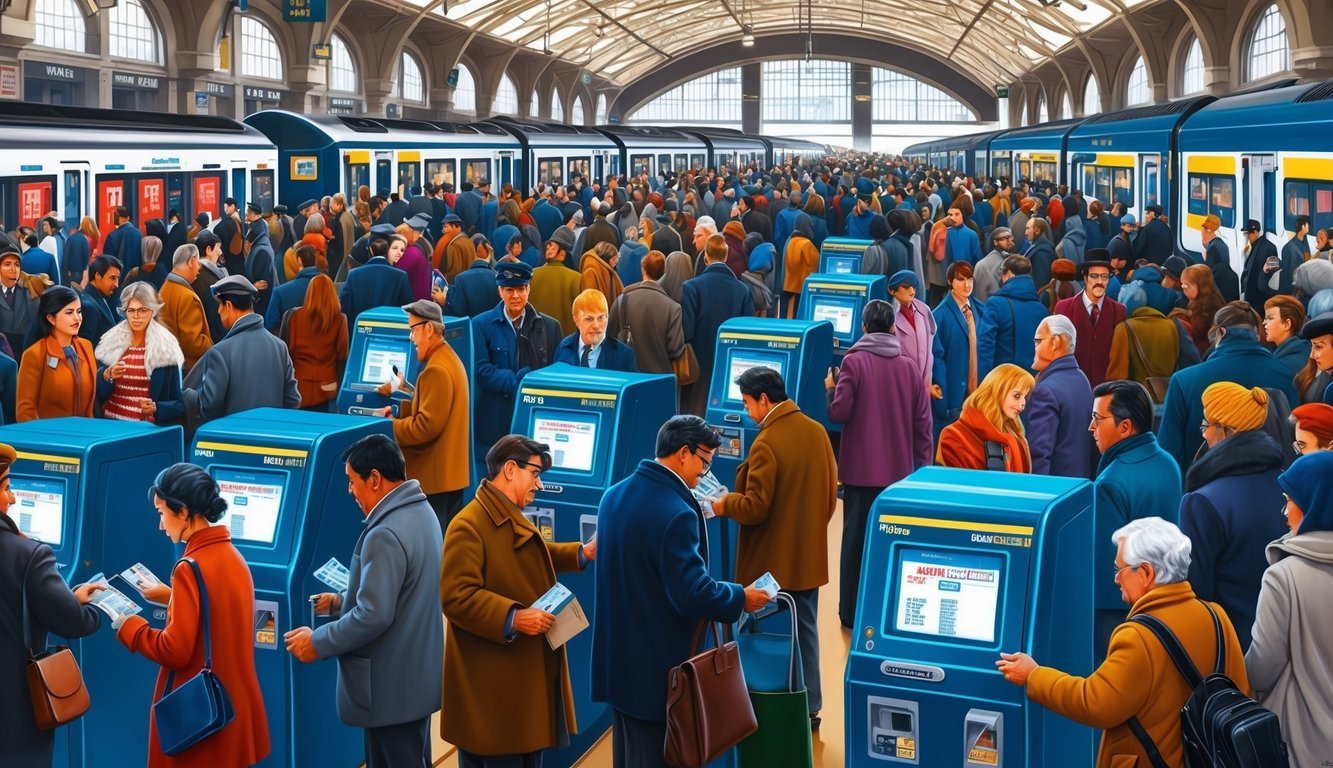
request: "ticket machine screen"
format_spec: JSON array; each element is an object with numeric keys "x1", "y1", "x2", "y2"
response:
[
  {"x1": 811, "y1": 297, "x2": 856, "y2": 337},
  {"x1": 10, "y1": 476, "x2": 65, "y2": 546},
  {"x1": 724, "y1": 350, "x2": 788, "y2": 403},
  {"x1": 360, "y1": 338, "x2": 411, "y2": 386},
  {"x1": 893, "y1": 548, "x2": 1003, "y2": 644},
  {"x1": 213, "y1": 468, "x2": 286, "y2": 545},
  {"x1": 531, "y1": 412, "x2": 598, "y2": 473},
  {"x1": 826, "y1": 256, "x2": 856, "y2": 275}
]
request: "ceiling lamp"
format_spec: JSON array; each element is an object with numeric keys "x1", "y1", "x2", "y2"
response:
[{"x1": 741, "y1": 25, "x2": 755, "y2": 46}]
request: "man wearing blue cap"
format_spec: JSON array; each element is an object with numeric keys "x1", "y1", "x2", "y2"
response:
[
  {"x1": 339, "y1": 229, "x2": 414, "y2": 329},
  {"x1": 471, "y1": 261, "x2": 561, "y2": 453},
  {"x1": 888, "y1": 270, "x2": 941, "y2": 397}
]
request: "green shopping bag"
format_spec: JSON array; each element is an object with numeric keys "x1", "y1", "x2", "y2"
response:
[{"x1": 736, "y1": 594, "x2": 814, "y2": 768}]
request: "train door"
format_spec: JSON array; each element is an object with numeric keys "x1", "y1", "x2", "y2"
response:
[
  {"x1": 498, "y1": 152, "x2": 514, "y2": 190},
  {"x1": 345, "y1": 151, "x2": 370, "y2": 197},
  {"x1": 375, "y1": 152, "x2": 392, "y2": 195},
  {"x1": 1140, "y1": 155, "x2": 1160, "y2": 210},
  {"x1": 60, "y1": 162, "x2": 91, "y2": 234},
  {"x1": 166, "y1": 173, "x2": 186, "y2": 223},
  {"x1": 231, "y1": 168, "x2": 246, "y2": 208},
  {"x1": 1244, "y1": 153, "x2": 1277, "y2": 237}
]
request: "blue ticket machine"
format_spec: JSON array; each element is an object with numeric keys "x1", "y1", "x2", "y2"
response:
[
  {"x1": 509, "y1": 363, "x2": 678, "y2": 767},
  {"x1": 845, "y1": 467, "x2": 1095, "y2": 768},
  {"x1": 189, "y1": 408, "x2": 393, "y2": 767},
  {"x1": 799, "y1": 273, "x2": 889, "y2": 358},
  {"x1": 336, "y1": 306, "x2": 474, "y2": 418},
  {"x1": 0, "y1": 418, "x2": 183, "y2": 768},
  {"x1": 703, "y1": 318, "x2": 833, "y2": 581},
  {"x1": 819, "y1": 237, "x2": 874, "y2": 274}
]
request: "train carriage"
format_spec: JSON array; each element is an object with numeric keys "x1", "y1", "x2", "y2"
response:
[
  {"x1": 592, "y1": 125, "x2": 710, "y2": 178},
  {"x1": 484, "y1": 118, "x2": 619, "y2": 191},
  {"x1": 987, "y1": 118, "x2": 1084, "y2": 187}
]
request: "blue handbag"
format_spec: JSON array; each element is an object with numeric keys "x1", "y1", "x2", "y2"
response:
[
  {"x1": 736, "y1": 592, "x2": 804, "y2": 694},
  {"x1": 152, "y1": 558, "x2": 235, "y2": 756}
]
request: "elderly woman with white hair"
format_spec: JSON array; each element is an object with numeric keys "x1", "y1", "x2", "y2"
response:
[
  {"x1": 94, "y1": 281, "x2": 185, "y2": 424},
  {"x1": 997, "y1": 517, "x2": 1252, "y2": 768},
  {"x1": 1026, "y1": 313, "x2": 1094, "y2": 478}
]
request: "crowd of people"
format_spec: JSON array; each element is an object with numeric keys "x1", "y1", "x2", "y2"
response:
[{"x1": 2, "y1": 152, "x2": 1332, "y2": 768}]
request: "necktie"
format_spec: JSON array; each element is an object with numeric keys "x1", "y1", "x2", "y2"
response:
[
  {"x1": 4, "y1": 288, "x2": 12, "y2": 308},
  {"x1": 962, "y1": 303, "x2": 978, "y2": 393},
  {"x1": 63, "y1": 345, "x2": 83, "y2": 414},
  {"x1": 580, "y1": 345, "x2": 591, "y2": 368},
  {"x1": 1091, "y1": 303, "x2": 1100, "y2": 326}
]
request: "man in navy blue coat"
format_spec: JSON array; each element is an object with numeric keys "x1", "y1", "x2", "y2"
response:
[
  {"x1": 100, "y1": 206, "x2": 142, "y2": 275},
  {"x1": 680, "y1": 234, "x2": 754, "y2": 415},
  {"x1": 78, "y1": 255, "x2": 122, "y2": 350},
  {"x1": 1025, "y1": 315, "x2": 1094, "y2": 478},
  {"x1": 591, "y1": 416, "x2": 769, "y2": 767},
  {"x1": 265, "y1": 244, "x2": 321, "y2": 331},
  {"x1": 454, "y1": 183, "x2": 483, "y2": 235},
  {"x1": 979, "y1": 254, "x2": 1047, "y2": 373},
  {"x1": 554, "y1": 289, "x2": 638, "y2": 372},
  {"x1": 444, "y1": 257, "x2": 498, "y2": 318},
  {"x1": 339, "y1": 225, "x2": 414, "y2": 329}
]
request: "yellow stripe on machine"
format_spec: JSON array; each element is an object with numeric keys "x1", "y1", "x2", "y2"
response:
[
  {"x1": 358, "y1": 320, "x2": 409, "y2": 330},
  {"x1": 720, "y1": 332, "x2": 802, "y2": 343},
  {"x1": 195, "y1": 442, "x2": 308, "y2": 459},
  {"x1": 878, "y1": 514, "x2": 1035, "y2": 537},
  {"x1": 807, "y1": 283, "x2": 867, "y2": 292},
  {"x1": 17, "y1": 451, "x2": 80, "y2": 467},
  {"x1": 521, "y1": 388, "x2": 618, "y2": 402},
  {"x1": 1283, "y1": 157, "x2": 1333, "y2": 181},
  {"x1": 346, "y1": 150, "x2": 370, "y2": 165},
  {"x1": 1095, "y1": 154, "x2": 1135, "y2": 168},
  {"x1": 1186, "y1": 155, "x2": 1235, "y2": 175}
]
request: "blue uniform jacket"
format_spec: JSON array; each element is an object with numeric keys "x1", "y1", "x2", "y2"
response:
[
  {"x1": 932, "y1": 295, "x2": 989, "y2": 427},
  {"x1": 265, "y1": 266, "x2": 320, "y2": 331},
  {"x1": 1093, "y1": 432, "x2": 1181, "y2": 611},
  {"x1": 979, "y1": 275, "x2": 1047, "y2": 373},
  {"x1": 455, "y1": 190, "x2": 483, "y2": 234},
  {"x1": 339, "y1": 256, "x2": 413, "y2": 327},
  {"x1": 1023, "y1": 354, "x2": 1093, "y2": 478},
  {"x1": 311, "y1": 480, "x2": 444, "y2": 728},
  {"x1": 591, "y1": 460, "x2": 745, "y2": 721},
  {"x1": 471, "y1": 303, "x2": 560, "y2": 450},
  {"x1": 554, "y1": 333, "x2": 638, "y2": 372},
  {"x1": 945, "y1": 223, "x2": 983, "y2": 269}
]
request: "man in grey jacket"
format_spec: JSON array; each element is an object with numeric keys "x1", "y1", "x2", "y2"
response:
[
  {"x1": 972, "y1": 227, "x2": 1012, "y2": 303},
  {"x1": 607, "y1": 250, "x2": 685, "y2": 375},
  {"x1": 285, "y1": 434, "x2": 444, "y2": 767}
]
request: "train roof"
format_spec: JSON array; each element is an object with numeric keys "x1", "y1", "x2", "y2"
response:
[
  {"x1": 674, "y1": 127, "x2": 768, "y2": 151},
  {"x1": 592, "y1": 125, "x2": 708, "y2": 150},
  {"x1": 483, "y1": 117, "x2": 617, "y2": 149},
  {"x1": 901, "y1": 129, "x2": 1001, "y2": 158},
  {"x1": 1179, "y1": 80, "x2": 1333, "y2": 152},
  {"x1": 989, "y1": 117, "x2": 1084, "y2": 149},
  {"x1": 1067, "y1": 95, "x2": 1215, "y2": 151},
  {"x1": 0, "y1": 101, "x2": 276, "y2": 150},
  {"x1": 244, "y1": 110, "x2": 518, "y2": 150}
]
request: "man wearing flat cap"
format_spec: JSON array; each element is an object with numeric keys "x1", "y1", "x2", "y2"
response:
[
  {"x1": 243, "y1": 201, "x2": 277, "y2": 317},
  {"x1": 183, "y1": 274, "x2": 299, "y2": 426},
  {"x1": 472, "y1": 262, "x2": 560, "y2": 455},
  {"x1": 375, "y1": 299, "x2": 471, "y2": 532}
]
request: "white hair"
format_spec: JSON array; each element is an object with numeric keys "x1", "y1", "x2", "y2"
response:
[
  {"x1": 695, "y1": 216, "x2": 718, "y2": 236},
  {"x1": 1040, "y1": 314, "x2": 1077, "y2": 352},
  {"x1": 119, "y1": 280, "x2": 163, "y2": 315},
  {"x1": 172, "y1": 244, "x2": 199, "y2": 269},
  {"x1": 1112, "y1": 517, "x2": 1191, "y2": 585}
]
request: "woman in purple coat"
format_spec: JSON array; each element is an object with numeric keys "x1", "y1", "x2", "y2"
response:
[{"x1": 826, "y1": 299, "x2": 933, "y2": 627}]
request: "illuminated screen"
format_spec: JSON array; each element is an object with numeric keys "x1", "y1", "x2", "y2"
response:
[
  {"x1": 827, "y1": 257, "x2": 856, "y2": 275},
  {"x1": 894, "y1": 548, "x2": 1002, "y2": 644},
  {"x1": 360, "y1": 337, "x2": 410, "y2": 385},
  {"x1": 213, "y1": 468, "x2": 286, "y2": 545},
  {"x1": 531, "y1": 412, "x2": 598, "y2": 473},
  {"x1": 725, "y1": 350, "x2": 787, "y2": 402},
  {"x1": 11, "y1": 476, "x2": 65, "y2": 547},
  {"x1": 811, "y1": 298, "x2": 855, "y2": 336}
]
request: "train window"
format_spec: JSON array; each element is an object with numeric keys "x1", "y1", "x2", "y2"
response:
[
  {"x1": 345, "y1": 159, "x2": 369, "y2": 197},
  {"x1": 567, "y1": 157, "x2": 590, "y2": 182},
  {"x1": 691, "y1": 154, "x2": 706, "y2": 170},
  {"x1": 1019, "y1": 161, "x2": 1031, "y2": 182},
  {"x1": 1189, "y1": 173, "x2": 1235, "y2": 228},
  {"x1": 397, "y1": 162, "x2": 420, "y2": 196},
  {"x1": 673, "y1": 153, "x2": 687, "y2": 172},
  {"x1": 250, "y1": 170, "x2": 275, "y2": 212},
  {"x1": 376, "y1": 159, "x2": 392, "y2": 196},
  {"x1": 630, "y1": 154, "x2": 652, "y2": 176},
  {"x1": 656, "y1": 154, "x2": 670, "y2": 174},
  {"x1": 62, "y1": 171, "x2": 82, "y2": 232},
  {"x1": 1283, "y1": 178, "x2": 1333, "y2": 232},
  {"x1": 425, "y1": 159, "x2": 456, "y2": 188},
  {"x1": 537, "y1": 158, "x2": 563, "y2": 186},
  {"x1": 463, "y1": 159, "x2": 490, "y2": 185},
  {"x1": 5, "y1": 176, "x2": 55, "y2": 229},
  {"x1": 1142, "y1": 161, "x2": 1159, "y2": 208},
  {"x1": 993, "y1": 158, "x2": 1012, "y2": 181},
  {"x1": 1033, "y1": 162, "x2": 1058, "y2": 184},
  {"x1": 1112, "y1": 168, "x2": 1133, "y2": 207}
]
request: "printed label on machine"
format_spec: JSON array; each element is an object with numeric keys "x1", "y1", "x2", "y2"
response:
[
  {"x1": 895, "y1": 548, "x2": 1001, "y2": 644},
  {"x1": 709, "y1": 425, "x2": 744, "y2": 459},
  {"x1": 868, "y1": 697, "x2": 920, "y2": 764},
  {"x1": 254, "y1": 600, "x2": 279, "y2": 649}
]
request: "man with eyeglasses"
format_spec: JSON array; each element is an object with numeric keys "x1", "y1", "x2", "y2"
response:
[
  {"x1": 593, "y1": 416, "x2": 771, "y2": 767},
  {"x1": 440, "y1": 434, "x2": 595, "y2": 767},
  {"x1": 1087, "y1": 379, "x2": 1181, "y2": 661},
  {"x1": 375, "y1": 300, "x2": 471, "y2": 532},
  {"x1": 972, "y1": 226, "x2": 1013, "y2": 303},
  {"x1": 1055, "y1": 253, "x2": 1126, "y2": 388}
]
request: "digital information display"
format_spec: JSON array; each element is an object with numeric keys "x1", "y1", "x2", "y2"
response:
[
  {"x1": 360, "y1": 337, "x2": 410, "y2": 385},
  {"x1": 725, "y1": 351, "x2": 786, "y2": 402},
  {"x1": 532, "y1": 413, "x2": 597, "y2": 472},
  {"x1": 213, "y1": 468, "x2": 286, "y2": 545},
  {"x1": 812, "y1": 299, "x2": 855, "y2": 336},
  {"x1": 827, "y1": 257, "x2": 855, "y2": 275},
  {"x1": 11, "y1": 476, "x2": 65, "y2": 547},
  {"x1": 894, "y1": 548, "x2": 1002, "y2": 644}
]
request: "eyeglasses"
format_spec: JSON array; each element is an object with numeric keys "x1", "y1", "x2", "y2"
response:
[
  {"x1": 408, "y1": 321, "x2": 429, "y2": 334},
  {"x1": 1086, "y1": 273, "x2": 1111, "y2": 281},
  {"x1": 691, "y1": 448, "x2": 714, "y2": 473},
  {"x1": 1089, "y1": 412, "x2": 1110, "y2": 426},
  {"x1": 517, "y1": 460, "x2": 544, "y2": 479},
  {"x1": 1113, "y1": 562, "x2": 1140, "y2": 578},
  {"x1": 123, "y1": 307, "x2": 153, "y2": 316},
  {"x1": 1199, "y1": 420, "x2": 1227, "y2": 436}
]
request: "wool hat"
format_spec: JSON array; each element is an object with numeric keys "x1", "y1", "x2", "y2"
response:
[
  {"x1": 1162, "y1": 255, "x2": 1189, "y2": 280},
  {"x1": 888, "y1": 269, "x2": 919, "y2": 291},
  {"x1": 722, "y1": 220, "x2": 747, "y2": 241},
  {"x1": 1290, "y1": 403, "x2": 1333, "y2": 445},
  {"x1": 1121, "y1": 214, "x2": 1137, "y2": 226},
  {"x1": 1051, "y1": 258, "x2": 1078, "y2": 281},
  {"x1": 1202, "y1": 214, "x2": 1222, "y2": 231},
  {"x1": 545, "y1": 227, "x2": 575, "y2": 252},
  {"x1": 1202, "y1": 382, "x2": 1269, "y2": 433}
]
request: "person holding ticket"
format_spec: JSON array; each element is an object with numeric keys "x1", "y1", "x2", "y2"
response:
[{"x1": 440, "y1": 434, "x2": 595, "y2": 768}]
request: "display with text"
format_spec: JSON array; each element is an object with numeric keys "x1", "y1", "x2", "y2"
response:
[
  {"x1": 893, "y1": 549, "x2": 1002, "y2": 644},
  {"x1": 213, "y1": 468, "x2": 286, "y2": 545},
  {"x1": 10, "y1": 476, "x2": 65, "y2": 547},
  {"x1": 360, "y1": 338, "x2": 410, "y2": 386},
  {"x1": 812, "y1": 299, "x2": 855, "y2": 336},
  {"x1": 531, "y1": 413, "x2": 597, "y2": 472},
  {"x1": 725, "y1": 351, "x2": 786, "y2": 402}
]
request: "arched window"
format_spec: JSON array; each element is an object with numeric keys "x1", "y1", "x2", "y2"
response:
[
  {"x1": 763, "y1": 60, "x2": 850, "y2": 122},
  {"x1": 1083, "y1": 75, "x2": 1101, "y2": 115},
  {"x1": 1246, "y1": 5, "x2": 1291, "y2": 82},
  {"x1": 595, "y1": 94, "x2": 607, "y2": 124},
  {"x1": 530, "y1": 90, "x2": 540, "y2": 117},
  {"x1": 452, "y1": 64, "x2": 476, "y2": 113},
  {"x1": 1125, "y1": 56, "x2": 1150, "y2": 106},
  {"x1": 572, "y1": 97, "x2": 585, "y2": 125},
  {"x1": 552, "y1": 91, "x2": 564, "y2": 122},
  {"x1": 240, "y1": 17, "x2": 283, "y2": 81},
  {"x1": 398, "y1": 52, "x2": 424, "y2": 103},
  {"x1": 34, "y1": 0, "x2": 85, "y2": 53},
  {"x1": 1060, "y1": 92, "x2": 1072, "y2": 120},
  {"x1": 1181, "y1": 37, "x2": 1205, "y2": 95},
  {"x1": 329, "y1": 35, "x2": 358, "y2": 93},
  {"x1": 872, "y1": 68, "x2": 973, "y2": 122},
  {"x1": 494, "y1": 73, "x2": 518, "y2": 115},
  {"x1": 109, "y1": 0, "x2": 161, "y2": 64},
  {"x1": 1037, "y1": 95, "x2": 1049, "y2": 123},
  {"x1": 630, "y1": 68, "x2": 741, "y2": 124}
]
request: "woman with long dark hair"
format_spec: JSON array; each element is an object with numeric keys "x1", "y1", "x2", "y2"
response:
[
  {"x1": 1177, "y1": 263, "x2": 1225, "y2": 356},
  {"x1": 16, "y1": 286, "x2": 96, "y2": 421}
]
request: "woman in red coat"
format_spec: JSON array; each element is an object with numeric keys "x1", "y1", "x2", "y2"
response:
[
  {"x1": 116, "y1": 464, "x2": 270, "y2": 767},
  {"x1": 937, "y1": 362, "x2": 1035, "y2": 472}
]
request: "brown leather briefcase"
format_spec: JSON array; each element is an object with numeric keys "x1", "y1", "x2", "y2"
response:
[{"x1": 664, "y1": 620, "x2": 758, "y2": 767}]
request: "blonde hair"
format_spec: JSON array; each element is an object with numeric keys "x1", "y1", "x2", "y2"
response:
[
  {"x1": 572, "y1": 288, "x2": 608, "y2": 318},
  {"x1": 963, "y1": 363, "x2": 1035, "y2": 436}
]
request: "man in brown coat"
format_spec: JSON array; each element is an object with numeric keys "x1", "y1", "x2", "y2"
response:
[
  {"x1": 434, "y1": 214, "x2": 475, "y2": 281},
  {"x1": 375, "y1": 299, "x2": 470, "y2": 533},
  {"x1": 157, "y1": 244, "x2": 212, "y2": 371},
  {"x1": 440, "y1": 434, "x2": 594, "y2": 766},
  {"x1": 713, "y1": 365, "x2": 837, "y2": 729}
]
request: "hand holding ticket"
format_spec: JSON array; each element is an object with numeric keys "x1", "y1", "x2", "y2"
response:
[
  {"x1": 749, "y1": 571, "x2": 780, "y2": 599},
  {"x1": 691, "y1": 471, "x2": 728, "y2": 519},
  {"x1": 86, "y1": 573, "x2": 144, "y2": 628}
]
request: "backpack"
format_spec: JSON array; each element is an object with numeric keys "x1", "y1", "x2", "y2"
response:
[{"x1": 1126, "y1": 601, "x2": 1289, "y2": 768}]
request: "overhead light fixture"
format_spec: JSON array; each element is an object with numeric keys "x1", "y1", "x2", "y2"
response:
[{"x1": 741, "y1": 25, "x2": 755, "y2": 46}]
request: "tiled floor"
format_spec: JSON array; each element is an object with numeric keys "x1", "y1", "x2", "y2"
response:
[{"x1": 434, "y1": 501, "x2": 850, "y2": 768}]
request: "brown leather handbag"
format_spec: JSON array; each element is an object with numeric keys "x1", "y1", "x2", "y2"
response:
[
  {"x1": 664, "y1": 620, "x2": 758, "y2": 767},
  {"x1": 22, "y1": 554, "x2": 91, "y2": 730},
  {"x1": 671, "y1": 343, "x2": 701, "y2": 386}
]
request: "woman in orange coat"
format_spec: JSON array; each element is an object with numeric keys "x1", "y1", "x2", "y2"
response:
[
  {"x1": 783, "y1": 213, "x2": 820, "y2": 318},
  {"x1": 281, "y1": 274, "x2": 348, "y2": 411},
  {"x1": 16, "y1": 285, "x2": 96, "y2": 421},
  {"x1": 117, "y1": 463, "x2": 270, "y2": 767},
  {"x1": 936, "y1": 362, "x2": 1035, "y2": 472},
  {"x1": 283, "y1": 214, "x2": 329, "y2": 280}
]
